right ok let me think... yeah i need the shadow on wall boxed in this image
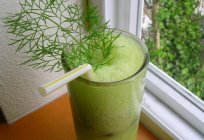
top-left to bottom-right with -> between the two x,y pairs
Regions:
0,107 -> 7,123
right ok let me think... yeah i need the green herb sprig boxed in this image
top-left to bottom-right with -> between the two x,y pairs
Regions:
4,0 -> 120,71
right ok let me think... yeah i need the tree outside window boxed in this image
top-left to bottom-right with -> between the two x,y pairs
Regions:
143,0 -> 204,100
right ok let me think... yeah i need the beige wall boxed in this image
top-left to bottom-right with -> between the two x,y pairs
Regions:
0,0 -> 68,123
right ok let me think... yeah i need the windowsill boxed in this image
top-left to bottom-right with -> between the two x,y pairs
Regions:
141,63 -> 204,139
0,94 -> 157,140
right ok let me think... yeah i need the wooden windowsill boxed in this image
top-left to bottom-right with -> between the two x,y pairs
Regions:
0,94 -> 157,140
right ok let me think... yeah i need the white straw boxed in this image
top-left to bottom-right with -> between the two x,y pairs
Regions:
38,64 -> 93,96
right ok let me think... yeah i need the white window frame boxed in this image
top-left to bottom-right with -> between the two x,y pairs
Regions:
92,0 -> 204,139
143,63 -> 204,139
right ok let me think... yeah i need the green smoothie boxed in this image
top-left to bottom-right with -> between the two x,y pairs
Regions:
68,30 -> 149,140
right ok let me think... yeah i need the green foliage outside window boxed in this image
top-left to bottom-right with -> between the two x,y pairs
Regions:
146,0 -> 204,100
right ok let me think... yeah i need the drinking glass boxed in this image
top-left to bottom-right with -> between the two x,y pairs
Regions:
67,30 -> 149,140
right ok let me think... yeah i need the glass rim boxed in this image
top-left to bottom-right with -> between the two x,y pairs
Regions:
76,29 -> 149,85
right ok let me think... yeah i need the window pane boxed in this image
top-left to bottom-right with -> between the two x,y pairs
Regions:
142,0 -> 204,100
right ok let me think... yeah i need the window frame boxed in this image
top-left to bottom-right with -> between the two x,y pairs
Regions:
143,63 -> 204,139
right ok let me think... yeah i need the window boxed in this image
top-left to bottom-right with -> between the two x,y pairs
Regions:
142,0 -> 204,100
93,0 -> 204,139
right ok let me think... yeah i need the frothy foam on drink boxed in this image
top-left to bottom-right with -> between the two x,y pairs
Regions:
91,34 -> 145,82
